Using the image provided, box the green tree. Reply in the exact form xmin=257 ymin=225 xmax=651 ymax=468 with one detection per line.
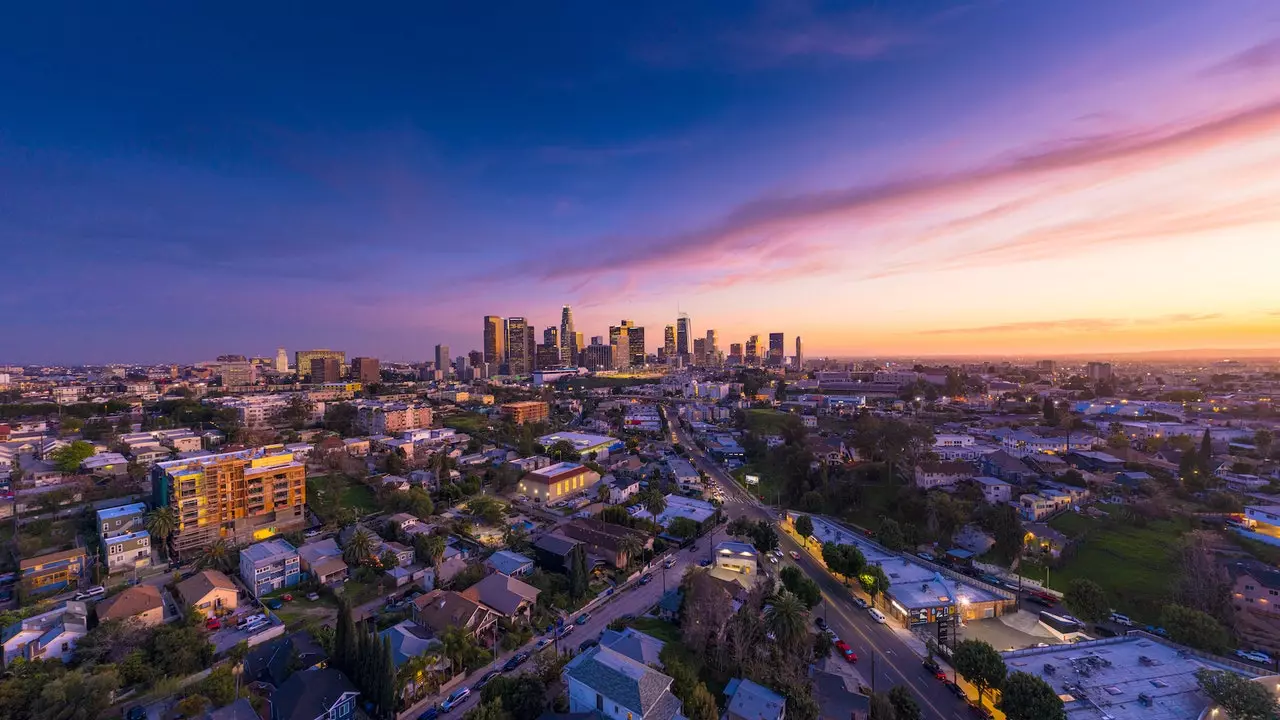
xmin=888 ymin=686 xmax=921 ymax=720
xmin=668 ymin=517 xmax=699 ymax=539
xmin=952 ymin=639 xmax=1006 ymax=706
xmin=1196 ymin=668 xmax=1279 ymax=720
xmin=324 ymin=403 xmax=359 ymax=436
xmin=50 ymin=440 xmax=96 ymax=473
xmin=876 ymin=518 xmax=905 ymax=550
xmin=823 ymin=542 xmax=866 ymax=583
xmin=1255 ymin=429 xmax=1274 ymax=459
xmin=794 ymin=514 xmax=814 ymax=546
xmin=750 ymin=520 xmax=779 ymax=552
xmin=1042 ymin=397 xmax=1057 ymax=424
xmin=344 ymin=527 xmax=377 ymax=566
xmin=868 ymin=692 xmax=896 ymax=720
xmin=465 ymin=699 xmax=510 ymax=720
xmin=1000 ymin=671 xmax=1066 ymax=720
xmin=860 ymin=564 xmax=891 ymax=602
xmin=467 ymin=497 xmax=507 ymax=525
xmin=567 ymin=545 xmax=590 ymax=600
xmin=764 ymin=590 xmax=808 ymax=652
xmin=334 ymin=599 xmax=357 ymax=677
xmin=1063 ymin=578 xmax=1109 ymax=623
xmin=779 ymin=566 xmax=822 ymax=609
xmin=145 ymin=506 xmax=178 ymax=559
xmin=547 ymin=440 xmax=581 ymax=462
xmin=1162 ymin=604 xmax=1229 ymax=653
xmin=379 ymin=549 xmax=400 ymax=570
xmin=644 ymin=489 xmax=667 ymax=519
xmin=34 ymin=667 xmax=121 ymax=720
xmin=683 ymin=683 xmax=719 ymax=720
xmin=481 ymin=675 xmax=548 ymax=720
xmin=197 ymin=665 xmax=237 ymax=707
xmin=414 ymin=534 xmax=447 ymax=571
xmin=197 ymin=539 xmax=236 ymax=573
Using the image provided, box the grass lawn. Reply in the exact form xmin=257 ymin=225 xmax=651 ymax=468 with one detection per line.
xmin=745 ymin=409 xmax=793 ymax=435
xmin=443 ymin=412 xmax=492 ymax=436
xmin=1047 ymin=511 xmax=1096 ymax=538
xmin=15 ymin=517 xmax=81 ymax=556
xmin=626 ymin=617 xmax=681 ymax=643
xmin=307 ymin=474 xmax=377 ymax=520
xmin=271 ymin=595 xmax=339 ymax=630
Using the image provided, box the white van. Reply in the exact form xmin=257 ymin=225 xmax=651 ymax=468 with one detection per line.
xmin=74 ymin=586 xmax=106 ymax=601
xmin=868 ymin=608 xmax=887 ymax=624
xmin=1109 ymin=612 xmax=1134 ymax=627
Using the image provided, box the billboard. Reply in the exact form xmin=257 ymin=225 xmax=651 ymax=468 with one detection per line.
xmin=745 ymin=474 xmax=759 ymax=486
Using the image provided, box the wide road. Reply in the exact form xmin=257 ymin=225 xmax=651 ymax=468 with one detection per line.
xmin=670 ymin=414 xmax=976 ymax=720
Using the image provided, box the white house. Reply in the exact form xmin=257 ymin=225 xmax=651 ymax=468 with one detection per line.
xmin=564 ymin=646 xmax=683 ymax=720
xmin=913 ymin=461 xmax=974 ymax=490
xmin=972 ymin=476 xmax=1013 ymax=504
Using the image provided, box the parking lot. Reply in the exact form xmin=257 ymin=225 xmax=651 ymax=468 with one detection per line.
xmin=208 ymin=603 xmax=283 ymax=653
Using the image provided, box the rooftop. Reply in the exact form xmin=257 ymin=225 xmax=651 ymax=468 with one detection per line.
xmin=536 ymin=431 xmax=620 ymax=450
xmin=96 ymin=502 xmax=147 ymax=521
xmin=240 ymin=538 xmax=298 ymax=564
xmin=564 ymin=645 xmax=680 ymax=720
xmin=531 ymin=461 xmax=592 ymax=480
xmin=724 ymin=678 xmax=786 ymax=720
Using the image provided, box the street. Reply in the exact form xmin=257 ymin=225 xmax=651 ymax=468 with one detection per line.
xmin=671 ymin=416 xmax=977 ymax=720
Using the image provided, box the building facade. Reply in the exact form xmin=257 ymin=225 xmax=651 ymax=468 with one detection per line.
xmin=350 ymin=357 xmax=380 ymax=384
xmin=240 ymin=538 xmax=301 ymax=597
xmin=295 ymin=350 xmax=344 ymax=380
xmin=310 ymin=357 xmax=341 ymax=384
xmin=501 ymin=401 xmax=549 ymax=425
xmin=483 ymin=316 xmax=506 ymax=365
xmin=506 ymin=317 xmax=529 ymax=374
xmin=768 ymin=333 xmax=784 ymax=366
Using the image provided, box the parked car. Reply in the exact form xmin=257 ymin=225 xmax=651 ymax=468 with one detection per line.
xmin=852 ymin=597 xmax=869 ymax=609
xmin=1109 ymin=612 xmax=1133 ymax=627
xmin=282 ymin=594 xmax=293 ymax=602
xmin=503 ymin=652 xmax=530 ymax=672
xmin=1026 ymin=595 xmax=1054 ymax=607
xmin=639 ymin=573 xmax=653 ymax=585
xmin=441 ymin=687 xmax=471 ymax=713
xmin=576 ymin=613 xmax=591 ymax=625
xmin=814 ymin=616 xmax=828 ymax=631
xmin=265 ymin=598 xmax=284 ymax=610
xmin=834 ymin=640 xmax=857 ymax=663
xmin=1030 ymin=591 xmax=1056 ymax=604
xmin=74 ymin=586 xmax=106 ymax=601
xmin=205 ymin=617 xmax=222 ymax=631
xmin=769 ymin=556 xmax=779 ymax=564
xmin=419 ymin=707 xmax=439 ymax=720
xmin=125 ymin=706 xmax=147 ymax=720
xmin=868 ymin=608 xmax=887 ymax=624
xmin=922 ymin=657 xmax=946 ymax=680
xmin=663 ymin=557 xmax=677 ymax=569
xmin=917 ymin=552 xmax=934 ymax=562
xmin=306 ymin=592 xmax=320 ymax=601
xmin=558 ymin=624 xmax=575 ymax=637
xmin=943 ymin=681 xmax=967 ymax=699
xmin=1236 ymin=650 xmax=1273 ymax=664
xmin=699 ymin=559 xmax=712 ymax=567
xmin=535 ymin=638 xmax=550 ymax=650
xmin=579 ymin=638 xmax=599 ymax=652
xmin=476 ymin=671 xmax=500 ymax=689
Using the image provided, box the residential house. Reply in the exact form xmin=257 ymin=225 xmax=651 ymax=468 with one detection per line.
xmin=204 ymin=698 xmax=259 ymax=720
xmin=1 ymin=602 xmax=89 ymax=666
xmin=97 ymin=502 xmax=147 ymax=538
xmin=486 ymin=550 xmax=534 ymax=577
xmin=103 ymin=530 xmax=152 ymax=575
xmin=20 ymin=548 xmax=87 ymax=596
xmin=724 ymin=678 xmax=786 ymax=720
xmin=379 ymin=474 xmax=411 ymax=492
xmin=972 ymin=476 xmax=1013 ymax=504
xmin=269 ymin=668 xmax=359 ymax=720
xmin=413 ymin=589 xmax=496 ymax=639
xmin=298 ymin=538 xmax=348 ymax=585
xmin=95 ymin=585 xmax=164 ymax=626
xmin=1018 ymin=490 xmax=1072 ymax=521
xmin=810 ymin=436 xmax=849 ymax=465
xmin=342 ymin=438 xmax=370 ymax=457
xmin=1065 ymin=450 xmax=1126 ymax=473
xmin=533 ymin=533 xmax=582 ymax=574
xmin=561 ymin=518 xmax=652 ymax=569
xmin=811 ymin=669 xmax=870 ymax=720
xmin=980 ymin=450 xmax=1037 ymax=483
xmin=913 ymin=461 xmax=973 ymax=490
xmin=713 ymin=541 xmax=758 ymax=577
xmin=243 ymin=631 xmax=328 ymax=689
xmin=240 ymin=538 xmax=301 ymax=598
xmin=563 ymin=645 xmax=683 ymax=720
xmin=461 ymin=572 xmax=541 ymax=621
xmin=82 ymin=452 xmax=130 ymax=477
xmin=598 ymin=627 xmax=666 ymax=668
xmin=666 ymin=458 xmax=700 ymax=490
xmin=379 ymin=541 xmax=415 ymax=568
xmin=176 ymin=569 xmax=238 ymax=618
xmin=608 ymin=475 xmax=641 ymax=505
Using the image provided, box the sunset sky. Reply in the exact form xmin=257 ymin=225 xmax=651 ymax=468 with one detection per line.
xmin=3 ymin=2 xmax=1279 ymax=363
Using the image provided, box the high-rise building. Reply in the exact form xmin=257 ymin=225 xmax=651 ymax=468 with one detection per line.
xmin=526 ymin=326 xmax=535 ymax=368
xmin=468 ymin=350 xmax=484 ymax=367
xmin=535 ymin=344 xmax=561 ymax=370
xmin=573 ymin=333 xmax=584 ymax=362
xmin=676 ymin=314 xmax=691 ymax=358
xmin=560 ymin=306 xmax=575 ymax=365
xmin=628 ymin=326 xmax=646 ymax=367
xmin=591 ymin=335 xmax=604 ymax=346
xmin=705 ymin=330 xmax=718 ymax=366
xmin=219 ymin=361 xmax=255 ymax=388
xmin=483 ymin=316 xmax=506 ymax=365
xmin=581 ymin=344 xmax=613 ymax=371
xmin=351 ymin=357 xmax=381 ymax=384
xmin=1087 ymin=362 xmax=1113 ymax=382
xmin=609 ymin=325 xmax=629 ymax=371
xmin=310 ymin=357 xmax=341 ymax=384
xmin=506 ymin=317 xmax=529 ymax=375
xmin=728 ymin=343 xmax=744 ymax=366
xmin=295 ymin=350 xmax=345 ymax=380
xmin=151 ymin=446 xmax=307 ymax=554
xmin=274 ymin=347 xmax=288 ymax=373
xmin=543 ymin=327 xmax=560 ymax=365
xmin=434 ymin=345 xmax=451 ymax=376
xmin=768 ymin=333 xmax=785 ymax=367
xmin=745 ymin=335 xmax=760 ymax=366
xmin=693 ymin=338 xmax=707 ymax=366
xmin=663 ymin=325 xmax=676 ymax=358
xmin=794 ymin=337 xmax=803 ymax=371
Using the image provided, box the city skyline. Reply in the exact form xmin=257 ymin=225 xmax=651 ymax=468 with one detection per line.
xmin=3 ymin=3 xmax=1279 ymax=363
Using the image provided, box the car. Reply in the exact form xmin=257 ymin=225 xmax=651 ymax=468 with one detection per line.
xmin=306 ymin=592 xmax=320 ymax=601
xmin=852 ymin=597 xmax=869 ymax=609
xmin=699 ymin=559 xmax=712 ymax=567
xmin=663 ymin=557 xmax=677 ymax=569
xmin=917 ymin=552 xmax=934 ymax=562
xmin=502 ymin=652 xmax=528 ymax=672
xmin=476 ymin=671 xmax=500 ymax=689
xmin=1093 ymin=625 xmax=1118 ymax=638
xmin=1030 ymin=591 xmax=1056 ymax=604
xmin=789 ymin=551 xmax=800 ymax=560
xmin=265 ymin=598 xmax=284 ymax=610
xmin=558 ymin=624 xmax=575 ymax=637
xmin=576 ymin=613 xmax=591 ymax=625
xmin=823 ymin=628 xmax=838 ymax=640
xmin=1237 ymin=650 xmax=1273 ymax=664
xmin=535 ymin=638 xmax=550 ymax=650
xmin=74 ymin=586 xmax=106 ymax=601
xmin=243 ymin=618 xmax=270 ymax=633
xmin=1026 ymin=595 xmax=1054 ymax=607
xmin=943 ymin=681 xmax=967 ymax=699
xmin=814 ymin=616 xmax=828 ymax=630
xmin=419 ymin=707 xmax=439 ymax=720
xmin=769 ymin=556 xmax=778 ymax=564
xmin=579 ymin=639 xmax=599 ymax=652
xmin=205 ymin=617 xmax=222 ymax=631
xmin=834 ymin=640 xmax=857 ymax=663
xmin=868 ymin=608 xmax=887 ymax=624
xmin=639 ymin=573 xmax=653 ymax=585
xmin=125 ymin=706 xmax=148 ymax=720
xmin=238 ymin=613 xmax=267 ymax=628
xmin=282 ymin=594 xmax=293 ymax=602
xmin=922 ymin=657 xmax=946 ymax=680
xmin=968 ymin=701 xmax=995 ymax=719
xmin=440 ymin=687 xmax=471 ymax=713
xmin=1109 ymin=612 xmax=1134 ymax=627
xmin=1144 ymin=625 xmax=1169 ymax=637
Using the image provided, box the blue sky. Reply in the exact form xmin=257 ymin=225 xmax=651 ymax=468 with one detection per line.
xmin=3 ymin=1 xmax=1279 ymax=363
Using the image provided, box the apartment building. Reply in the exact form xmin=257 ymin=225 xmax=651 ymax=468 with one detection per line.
xmin=20 ymin=548 xmax=87 ymax=596
xmin=97 ymin=502 xmax=151 ymax=574
xmin=240 ymin=538 xmax=301 ymax=598
xmin=354 ymin=401 xmax=433 ymax=435
xmin=500 ymin=401 xmax=549 ymax=425
xmin=217 ymin=394 xmax=326 ymax=428
xmin=151 ymin=446 xmax=307 ymax=555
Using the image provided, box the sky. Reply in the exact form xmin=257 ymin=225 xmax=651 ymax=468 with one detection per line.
xmin=2 ymin=1 xmax=1279 ymax=364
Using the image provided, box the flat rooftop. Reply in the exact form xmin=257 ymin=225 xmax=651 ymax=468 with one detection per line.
xmin=530 ymin=461 xmax=591 ymax=480
xmin=97 ymin=502 xmax=147 ymax=521
xmin=1000 ymin=634 xmax=1261 ymax=720
xmin=537 ymin=431 xmax=619 ymax=449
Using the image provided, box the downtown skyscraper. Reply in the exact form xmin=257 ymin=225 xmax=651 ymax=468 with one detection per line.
xmin=483 ymin=316 xmax=505 ymax=365
xmin=676 ymin=314 xmax=691 ymax=359
xmin=768 ymin=332 xmax=785 ymax=367
xmin=560 ymin=305 xmax=576 ymax=365
xmin=506 ymin=317 xmax=529 ymax=374
xmin=663 ymin=325 xmax=676 ymax=359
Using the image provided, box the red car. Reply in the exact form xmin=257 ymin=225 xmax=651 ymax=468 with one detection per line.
xmin=1030 ymin=591 xmax=1056 ymax=605
xmin=834 ymin=640 xmax=857 ymax=663
xmin=282 ymin=594 xmax=294 ymax=602
xmin=205 ymin=617 xmax=221 ymax=631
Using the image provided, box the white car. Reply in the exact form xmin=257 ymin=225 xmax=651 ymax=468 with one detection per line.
xmin=769 ymin=556 xmax=778 ymax=564
xmin=868 ymin=608 xmax=887 ymax=624
xmin=441 ymin=687 xmax=471 ymax=712
xmin=1109 ymin=612 xmax=1134 ymax=627
xmin=1237 ymin=650 xmax=1273 ymax=664
xmin=74 ymin=586 xmax=106 ymax=601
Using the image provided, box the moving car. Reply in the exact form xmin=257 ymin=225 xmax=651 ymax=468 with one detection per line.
xmin=1109 ymin=612 xmax=1133 ymax=627
xmin=441 ymin=687 xmax=471 ymax=713
xmin=663 ymin=557 xmax=677 ymax=569
xmin=789 ymin=551 xmax=800 ymax=560
xmin=769 ymin=556 xmax=778 ymax=564
xmin=868 ymin=608 xmax=887 ymax=624
xmin=639 ymin=574 xmax=653 ymax=585
xmin=558 ymin=624 xmax=576 ymax=637
xmin=74 ymin=586 xmax=106 ymax=601
xmin=834 ymin=640 xmax=857 ymax=663
xmin=851 ymin=597 xmax=869 ymax=609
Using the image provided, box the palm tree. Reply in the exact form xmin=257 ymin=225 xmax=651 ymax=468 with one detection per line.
xmin=145 ymin=506 xmax=178 ymax=560
xmin=644 ymin=489 xmax=667 ymax=519
xmin=422 ymin=534 xmax=447 ymax=570
xmin=198 ymin=539 xmax=235 ymax=573
xmin=344 ymin=527 xmax=376 ymax=567
xmin=764 ymin=591 xmax=807 ymax=653
xmin=617 ymin=533 xmax=644 ymax=569
xmin=596 ymin=483 xmax=612 ymax=504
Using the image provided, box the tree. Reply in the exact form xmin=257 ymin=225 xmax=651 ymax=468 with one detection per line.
xmin=1200 ymin=429 xmax=1214 ymax=475
xmin=467 ymin=497 xmax=507 ymax=525
xmin=779 ymin=566 xmax=822 ymax=609
xmin=952 ymin=639 xmax=1006 ymax=706
xmin=1255 ymin=429 xmax=1274 ymax=459
xmin=823 ymin=542 xmax=866 ymax=582
xmin=273 ymin=394 xmax=315 ymax=430
xmin=197 ymin=539 xmax=236 ymax=573
xmin=1162 ymin=604 xmax=1229 ymax=653
xmin=765 ymin=590 xmax=808 ymax=652
xmin=683 ymin=683 xmax=719 ymax=720
xmin=415 ymin=534 xmax=447 ymax=571
xmin=616 ymin=533 xmax=644 ymax=568
xmin=1042 ymin=397 xmax=1057 ymax=424
xmin=379 ymin=549 xmax=400 ymax=570
xmin=567 ymin=545 xmax=590 ymax=600
xmin=481 ymin=675 xmax=548 ymax=720
xmin=595 ymin=483 xmax=612 ymax=504
xmin=197 ymin=664 xmax=237 ymax=707
xmin=34 ymin=668 xmax=122 ymax=720
xmin=1063 ymin=578 xmax=1109 ymax=623
xmin=1196 ymin=668 xmax=1279 ymax=720
xmin=868 ymin=692 xmax=896 ymax=720
xmin=794 ymin=514 xmax=814 ymax=546
xmin=324 ymin=403 xmax=359 ymax=436
xmin=145 ymin=506 xmax=178 ymax=559
xmin=860 ymin=564 xmax=890 ymax=601
xmin=1000 ymin=671 xmax=1065 ymax=720
xmin=465 ymin=699 xmax=510 ymax=720
xmin=385 ymin=449 xmax=407 ymax=476
xmin=888 ymin=686 xmax=922 ymax=720
xmin=668 ymin=517 xmax=699 ymax=540
xmin=876 ymin=518 xmax=904 ymax=551
xmin=750 ymin=520 xmax=779 ymax=552
xmin=547 ymin=440 xmax=581 ymax=462
xmin=644 ymin=489 xmax=667 ymax=519
xmin=344 ymin=527 xmax=377 ymax=566
xmin=50 ymin=440 xmax=96 ymax=472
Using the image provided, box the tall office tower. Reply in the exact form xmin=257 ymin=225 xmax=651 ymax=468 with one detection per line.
xmin=274 ymin=347 xmax=288 ymax=372
xmin=1087 ymin=362 xmax=1113 ymax=382
xmin=794 ymin=337 xmax=803 ymax=371
xmin=693 ymin=338 xmax=707 ymax=366
xmin=543 ymin=327 xmax=560 ymax=364
xmin=745 ymin=335 xmax=760 ymax=366
xmin=609 ymin=325 xmax=629 ymax=371
xmin=560 ymin=306 xmax=575 ymax=364
xmin=219 ymin=360 xmax=255 ymax=388
xmin=483 ymin=316 xmax=506 ymax=365
xmin=580 ymin=344 xmax=613 ymax=371
xmin=456 ymin=355 xmax=471 ymax=375
xmin=351 ymin=357 xmax=381 ymax=384
xmin=663 ymin=325 xmax=676 ymax=357
xmin=310 ymin=357 xmax=341 ymax=383
xmin=628 ymin=326 xmax=646 ymax=367
xmin=591 ymin=335 xmax=604 ymax=346
xmin=705 ymin=330 xmax=718 ymax=366
xmin=434 ymin=344 xmax=451 ymax=376
xmin=728 ymin=343 xmax=744 ymax=366
xmin=535 ymin=344 xmax=562 ymax=370
xmin=295 ymin=349 xmax=345 ymax=380
xmin=526 ymin=326 xmax=536 ymax=370
xmin=152 ymin=446 xmax=307 ymax=554
xmin=505 ymin=317 xmax=529 ymax=375
xmin=468 ymin=350 xmax=484 ymax=367
xmin=573 ymin=332 xmax=584 ymax=362
xmin=676 ymin=314 xmax=691 ymax=358
xmin=768 ymin=333 xmax=785 ymax=367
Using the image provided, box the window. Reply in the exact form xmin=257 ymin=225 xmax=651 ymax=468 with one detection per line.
xmin=596 ymin=695 xmax=603 ymax=711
